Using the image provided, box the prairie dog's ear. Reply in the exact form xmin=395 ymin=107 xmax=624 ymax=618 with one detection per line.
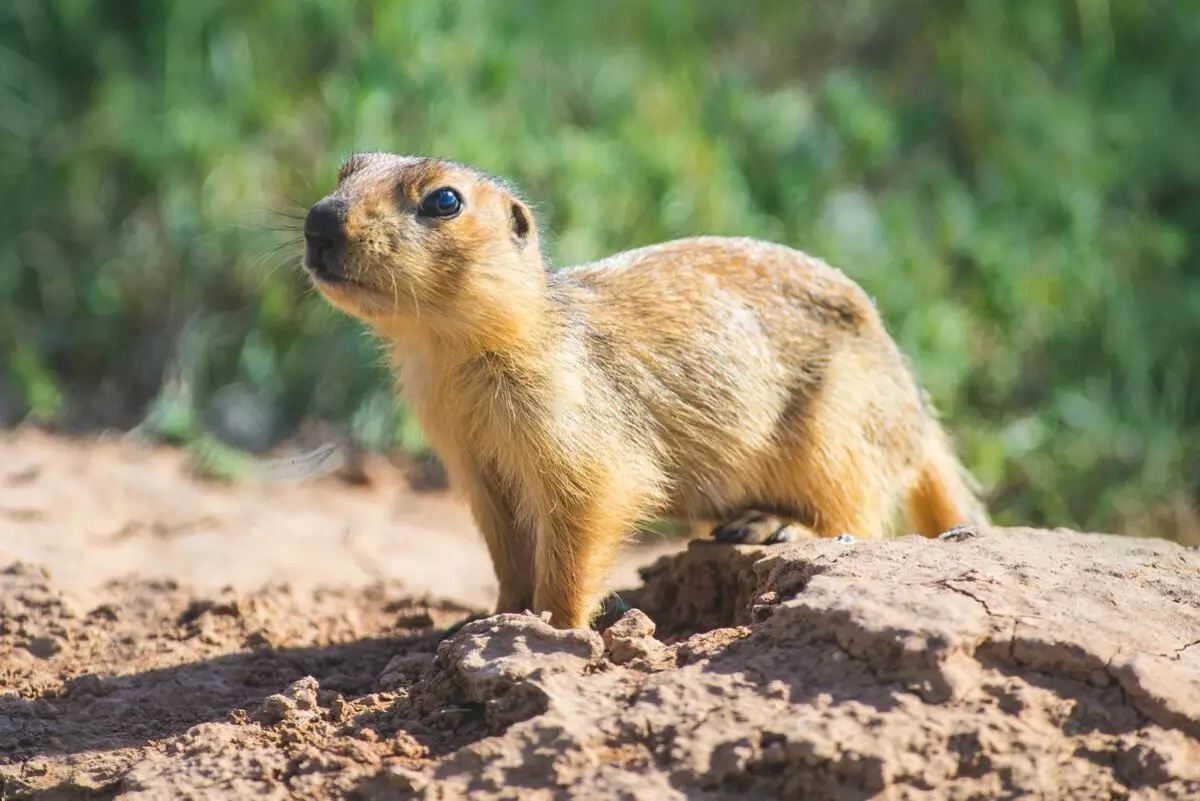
xmin=509 ymin=198 xmax=534 ymax=250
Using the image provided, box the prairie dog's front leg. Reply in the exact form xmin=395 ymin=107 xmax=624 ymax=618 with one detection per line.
xmin=532 ymin=481 xmax=655 ymax=629
xmin=532 ymin=512 xmax=624 ymax=629
xmin=457 ymin=465 xmax=535 ymax=614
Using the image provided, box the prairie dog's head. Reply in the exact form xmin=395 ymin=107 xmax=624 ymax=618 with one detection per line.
xmin=302 ymin=153 xmax=540 ymax=328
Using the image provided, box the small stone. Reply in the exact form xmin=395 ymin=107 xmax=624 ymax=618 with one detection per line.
xmin=603 ymin=610 xmax=667 ymax=666
xmin=605 ymin=609 xmax=656 ymax=641
xmin=287 ymin=676 xmax=320 ymax=710
xmin=261 ymin=694 xmax=295 ymax=723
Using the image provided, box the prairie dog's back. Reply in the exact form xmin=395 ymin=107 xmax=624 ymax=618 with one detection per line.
xmin=556 ymin=236 xmax=885 ymax=364
xmin=549 ymin=236 xmax=914 ymax=520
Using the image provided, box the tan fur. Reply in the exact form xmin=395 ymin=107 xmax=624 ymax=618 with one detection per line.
xmin=303 ymin=152 xmax=989 ymax=629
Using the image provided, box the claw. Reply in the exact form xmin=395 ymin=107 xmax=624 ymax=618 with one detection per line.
xmin=938 ymin=525 xmax=979 ymax=542
xmin=711 ymin=511 xmax=809 ymax=545
xmin=765 ymin=525 xmax=799 ymax=544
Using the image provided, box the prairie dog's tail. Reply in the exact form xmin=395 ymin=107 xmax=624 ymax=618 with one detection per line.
xmin=906 ymin=423 xmax=989 ymax=537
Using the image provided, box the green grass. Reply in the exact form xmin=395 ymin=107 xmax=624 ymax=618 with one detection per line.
xmin=2 ymin=0 xmax=1198 ymax=541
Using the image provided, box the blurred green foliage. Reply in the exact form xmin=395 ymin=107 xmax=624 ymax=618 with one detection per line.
xmin=2 ymin=1 xmax=1198 ymax=539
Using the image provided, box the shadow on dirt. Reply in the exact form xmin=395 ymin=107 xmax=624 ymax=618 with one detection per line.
xmin=0 ymin=629 xmax=461 ymax=762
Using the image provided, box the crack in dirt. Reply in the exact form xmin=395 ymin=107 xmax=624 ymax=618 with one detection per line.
xmin=1173 ymin=638 xmax=1200 ymax=660
xmin=935 ymin=576 xmax=1007 ymax=619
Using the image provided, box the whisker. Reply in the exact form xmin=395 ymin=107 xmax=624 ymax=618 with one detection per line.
xmin=233 ymin=223 xmax=305 ymax=232
xmin=406 ymin=276 xmax=421 ymax=321
xmin=293 ymin=283 xmax=319 ymax=303
xmin=258 ymin=257 xmax=298 ymax=289
xmin=251 ymin=248 xmax=303 ymax=288
xmin=275 ymin=192 xmax=312 ymax=211
xmin=389 ymin=268 xmax=401 ymax=321
xmin=255 ymin=209 xmax=307 ymax=225
xmin=247 ymin=235 xmax=303 ymax=270
xmin=286 ymin=166 xmax=313 ymax=194
xmin=254 ymin=236 xmax=304 ymax=257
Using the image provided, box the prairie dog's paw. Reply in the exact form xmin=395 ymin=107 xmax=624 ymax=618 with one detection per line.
xmin=938 ymin=525 xmax=979 ymax=542
xmin=711 ymin=510 xmax=817 ymax=545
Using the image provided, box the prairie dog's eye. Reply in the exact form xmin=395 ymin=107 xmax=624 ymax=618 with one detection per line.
xmin=418 ymin=187 xmax=463 ymax=218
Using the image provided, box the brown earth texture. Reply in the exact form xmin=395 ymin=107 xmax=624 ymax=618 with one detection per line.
xmin=2 ymin=428 xmax=1200 ymax=800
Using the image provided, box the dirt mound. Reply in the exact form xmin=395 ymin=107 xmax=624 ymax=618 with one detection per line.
xmin=4 ymin=528 xmax=1200 ymax=799
xmin=0 ymin=561 xmax=475 ymax=799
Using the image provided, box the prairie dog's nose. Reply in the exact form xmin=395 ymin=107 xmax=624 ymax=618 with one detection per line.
xmin=304 ymin=197 xmax=348 ymax=244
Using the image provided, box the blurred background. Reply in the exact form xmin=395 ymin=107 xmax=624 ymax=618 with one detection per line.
xmin=2 ymin=1 xmax=1198 ymax=542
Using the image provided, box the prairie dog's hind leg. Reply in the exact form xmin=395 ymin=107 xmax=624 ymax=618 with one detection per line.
xmin=709 ymin=510 xmax=820 ymax=545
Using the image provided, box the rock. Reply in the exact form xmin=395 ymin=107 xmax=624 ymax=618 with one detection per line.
xmin=259 ymin=676 xmax=321 ymax=724
xmin=605 ymin=607 xmax=657 ymax=640
xmin=602 ymin=609 xmax=671 ymax=668
xmin=409 ymin=612 xmax=603 ymax=731
xmin=289 ymin=676 xmax=319 ymax=711
xmin=259 ymin=694 xmax=294 ymax=723
xmin=371 ymin=528 xmax=1200 ymax=800
xmin=8 ymin=527 xmax=1200 ymax=800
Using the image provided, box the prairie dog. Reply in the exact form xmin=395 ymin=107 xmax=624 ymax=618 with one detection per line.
xmin=300 ymin=152 xmax=989 ymax=629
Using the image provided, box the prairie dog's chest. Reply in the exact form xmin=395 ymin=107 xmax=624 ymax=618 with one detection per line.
xmin=395 ymin=342 xmax=589 ymax=461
